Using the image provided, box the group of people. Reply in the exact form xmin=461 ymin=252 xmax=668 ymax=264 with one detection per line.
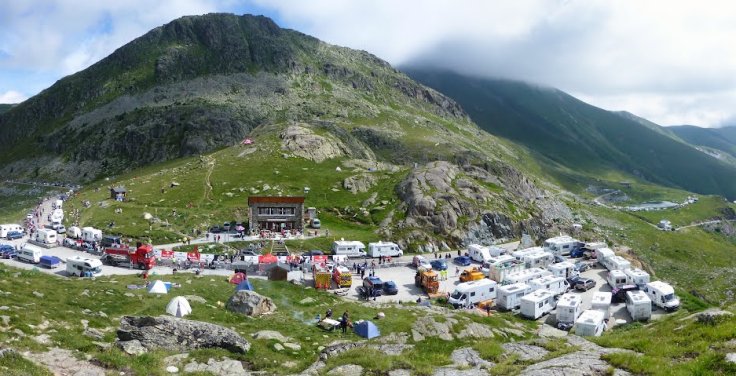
xmin=320 ymin=308 xmax=352 ymax=333
xmin=352 ymin=261 xmax=374 ymax=279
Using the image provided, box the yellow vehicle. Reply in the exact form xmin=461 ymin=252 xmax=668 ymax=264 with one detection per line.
xmin=415 ymin=270 xmax=440 ymax=295
xmin=313 ymin=264 xmax=332 ymax=290
xmin=459 ymin=267 xmax=485 ymax=283
xmin=332 ymin=266 xmax=352 ymax=288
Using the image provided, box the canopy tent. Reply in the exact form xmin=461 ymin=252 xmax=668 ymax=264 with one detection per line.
xmin=229 ymin=272 xmax=247 ymax=285
xmin=147 ymin=280 xmax=168 ymax=294
xmin=235 ymin=280 xmax=253 ymax=292
xmin=354 ymin=320 xmax=380 ymax=339
xmin=165 ymin=296 xmax=192 ymax=317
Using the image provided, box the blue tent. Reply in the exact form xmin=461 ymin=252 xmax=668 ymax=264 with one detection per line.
xmin=354 ymin=320 xmax=380 ymax=339
xmin=235 ymin=280 xmax=253 ymax=292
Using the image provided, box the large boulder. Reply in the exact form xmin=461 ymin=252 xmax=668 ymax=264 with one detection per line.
xmin=226 ymin=290 xmax=277 ymax=316
xmin=116 ymin=316 xmax=250 ymax=354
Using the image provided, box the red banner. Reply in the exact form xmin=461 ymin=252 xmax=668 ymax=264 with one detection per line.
xmin=160 ymin=250 xmax=174 ymax=259
xmin=312 ymin=255 xmax=328 ymax=264
xmin=259 ymin=254 xmax=278 ymax=264
xmin=187 ymin=250 xmax=201 ymax=262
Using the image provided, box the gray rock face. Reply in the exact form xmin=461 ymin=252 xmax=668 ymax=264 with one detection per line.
xmin=696 ymin=309 xmax=733 ymax=324
xmin=281 ymin=124 xmax=347 ymax=163
xmin=451 ymin=347 xmax=494 ymax=368
xmin=330 ymin=364 xmax=364 ymax=376
xmin=456 ymin=322 xmax=495 ymax=339
xmin=343 ymin=174 xmax=377 ymax=194
xmin=116 ymin=316 xmax=250 ymax=354
xmin=502 ymin=343 xmax=549 ymax=361
xmin=520 ymin=350 xmax=622 ymax=376
xmin=226 ymin=290 xmax=277 ymax=317
xmin=411 ymin=316 xmax=455 ymax=341
xmin=183 ymin=358 xmax=247 ymax=376
xmin=118 ymin=339 xmax=147 ymax=355
xmin=252 ymin=330 xmax=291 ymax=342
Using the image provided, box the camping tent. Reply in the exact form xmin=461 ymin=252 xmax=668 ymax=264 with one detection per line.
xmin=235 ymin=280 xmax=253 ymax=292
xmin=229 ymin=272 xmax=247 ymax=285
xmin=268 ymin=265 xmax=289 ymax=281
xmin=354 ymin=320 xmax=380 ymax=339
xmin=166 ymin=296 xmax=192 ymax=317
xmin=147 ymin=280 xmax=168 ymax=294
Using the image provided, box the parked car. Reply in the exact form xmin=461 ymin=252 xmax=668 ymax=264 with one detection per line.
xmin=223 ymin=222 xmax=232 ymax=232
xmin=62 ymin=238 xmax=77 ymax=248
xmin=430 ymin=259 xmax=448 ymax=271
xmin=574 ymin=278 xmax=597 ymax=291
xmin=382 ymin=281 xmax=399 ymax=295
xmin=574 ymin=261 xmax=591 ymax=273
xmin=0 ymin=245 xmax=16 ymax=259
xmin=6 ymin=231 xmax=23 ymax=240
xmin=412 ymin=255 xmax=433 ymax=270
xmin=454 ymin=256 xmax=472 ymax=266
xmin=302 ymin=250 xmax=324 ymax=257
xmin=612 ymin=284 xmax=640 ymax=303
xmin=566 ymin=275 xmax=582 ymax=289
xmin=209 ymin=225 xmax=222 ymax=234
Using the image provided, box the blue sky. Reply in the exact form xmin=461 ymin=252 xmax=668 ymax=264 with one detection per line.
xmin=1 ymin=1 xmax=735 ymax=127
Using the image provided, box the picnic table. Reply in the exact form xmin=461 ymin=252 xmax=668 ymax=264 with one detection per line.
xmin=317 ymin=318 xmax=341 ymax=331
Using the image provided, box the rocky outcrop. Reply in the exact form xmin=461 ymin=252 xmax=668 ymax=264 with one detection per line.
xmin=116 ymin=316 xmax=250 ymax=354
xmin=281 ymin=125 xmax=348 ymax=162
xmin=411 ymin=316 xmax=456 ymax=341
xmin=183 ymin=358 xmax=248 ymax=376
xmin=696 ymin=309 xmax=733 ymax=324
xmin=502 ymin=343 xmax=549 ymax=361
xmin=226 ymin=290 xmax=277 ymax=317
xmin=343 ymin=174 xmax=377 ymax=194
xmin=518 ymin=336 xmax=635 ymax=376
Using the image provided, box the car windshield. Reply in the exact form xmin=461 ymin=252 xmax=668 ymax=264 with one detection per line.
xmin=450 ymin=291 xmax=463 ymax=300
xmin=663 ymin=293 xmax=676 ymax=302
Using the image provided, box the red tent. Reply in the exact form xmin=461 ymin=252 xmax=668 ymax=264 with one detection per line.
xmin=229 ymin=272 xmax=247 ymax=285
xmin=259 ymin=254 xmax=278 ymax=264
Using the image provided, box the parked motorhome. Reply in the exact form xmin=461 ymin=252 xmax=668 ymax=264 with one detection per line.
xmin=575 ymin=310 xmax=606 ymax=337
xmin=520 ymin=289 xmax=556 ymax=319
xmin=17 ymin=244 xmax=43 ymax=264
xmin=547 ymin=261 xmax=576 ymax=279
xmin=331 ymin=240 xmax=366 ymax=258
xmin=367 ymin=241 xmax=403 ymax=258
xmin=529 ymin=275 xmax=569 ymax=296
xmin=502 ymin=267 xmax=552 ymax=285
xmin=626 ymin=291 xmax=652 ymax=321
xmin=643 ymin=281 xmax=680 ymax=311
xmin=556 ymin=293 xmax=583 ymax=325
xmin=543 ymin=235 xmax=582 ymax=256
xmin=0 ymin=224 xmax=24 ymax=238
xmin=585 ymin=242 xmax=608 ymax=251
xmin=512 ymin=247 xmax=545 ymax=261
xmin=448 ymin=279 xmax=498 ymax=309
xmin=468 ymin=244 xmax=492 ymax=263
xmin=34 ymin=229 xmax=57 ymax=245
xmin=496 ymin=283 xmax=532 ymax=311
xmin=522 ymin=251 xmax=555 ymax=269
xmin=66 ymin=256 xmax=103 ymax=277
xmin=595 ymin=247 xmax=615 ymax=266
xmin=66 ymin=226 xmax=82 ymax=239
xmin=81 ymin=227 xmax=102 ymax=243
xmin=482 ymin=255 xmax=524 ymax=281
xmin=52 ymin=199 xmax=63 ymax=210
xmin=603 ymin=256 xmax=631 ymax=271
xmin=591 ymin=292 xmax=612 ymax=320
xmin=607 ymin=270 xmax=628 ymax=289
xmin=624 ymin=268 xmax=650 ymax=287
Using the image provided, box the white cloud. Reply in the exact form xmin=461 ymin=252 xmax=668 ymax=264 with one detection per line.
xmin=0 ymin=90 xmax=27 ymax=103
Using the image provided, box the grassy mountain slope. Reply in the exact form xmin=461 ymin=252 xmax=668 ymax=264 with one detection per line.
xmin=407 ymin=70 xmax=736 ymax=200
xmin=670 ymin=125 xmax=736 ymax=161
xmin=0 ymin=104 xmax=14 ymax=114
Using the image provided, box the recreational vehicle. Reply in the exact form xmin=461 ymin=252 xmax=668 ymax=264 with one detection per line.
xmin=66 ymin=256 xmax=103 ymax=277
xmin=585 ymin=242 xmax=608 ymax=251
xmin=556 ymin=293 xmax=583 ymax=325
xmin=543 ymin=235 xmax=582 ymax=256
xmin=331 ymin=240 xmax=366 ymax=258
xmin=626 ymin=290 xmax=652 ymax=321
xmin=512 ymin=247 xmax=545 ymax=261
xmin=66 ymin=226 xmax=82 ymax=239
xmin=81 ymin=227 xmax=102 ymax=242
xmin=595 ymin=247 xmax=615 ymax=266
xmin=34 ymin=229 xmax=57 ymax=245
xmin=547 ymin=261 xmax=576 ymax=279
xmin=482 ymin=255 xmax=524 ymax=281
xmin=522 ymin=251 xmax=555 ymax=269
xmin=520 ymin=289 xmax=556 ymax=319
xmin=17 ymin=244 xmax=43 ymax=264
xmin=468 ymin=244 xmax=492 ymax=263
xmin=502 ymin=267 xmax=552 ymax=285
xmin=448 ymin=279 xmax=498 ymax=309
xmin=603 ymin=256 xmax=631 ymax=271
xmin=367 ymin=241 xmax=403 ymax=258
xmin=575 ymin=310 xmax=606 ymax=337
xmin=624 ymin=268 xmax=650 ymax=287
xmin=607 ymin=270 xmax=629 ymax=289
xmin=496 ymin=283 xmax=532 ymax=311
xmin=52 ymin=199 xmax=63 ymax=210
xmin=0 ymin=224 xmax=24 ymax=238
xmin=591 ymin=291 xmax=613 ymax=320
xmin=643 ymin=281 xmax=680 ymax=311
xmin=529 ymin=275 xmax=570 ymax=296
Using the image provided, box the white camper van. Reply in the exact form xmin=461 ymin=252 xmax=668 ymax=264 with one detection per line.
xmin=34 ymin=229 xmax=57 ymax=245
xmin=547 ymin=261 xmax=576 ymax=279
xmin=575 ymin=310 xmax=606 ymax=337
xmin=512 ymin=247 xmax=545 ymax=261
xmin=448 ymin=279 xmax=498 ymax=309
xmin=52 ymin=199 xmax=63 ymax=210
xmin=556 ymin=293 xmax=583 ymax=325
xmin=585 ymin=242 xmax=608 ymax=251
xmin=626 ymin=290 xmax=652 ymax=321
xmin=643 ymin=281 xmax=680 ymax=311
xmin=591 ymin=291 xmax=612 ymax=320
xmin=522 ymin=251 xmax=555 ymax=269
xmin=529 ymin=275 xmax=569 ymax=296
xmin=496 ymin=283 xmax=532 ymax=311
xmin=520 ymin=289 xmax=556 ymax=319
xmin=482 ymin=255 xmax=524 ymax=282
xmin=502 ymin=267 xmax=552 ymax=285
xmin=543 ymin=235 xmax=581 ymax=256
xmin=66 ymin=226 xmax=82 ymax=239
xmin=18 ymin=244 xmax=43 ymax=264
xmin=66 ymin=256 xmax=103 ymax=277
xmin=468 ymin=244 xmax=492 ymax=263
xmin=603 ymin=256 xmax=631 ymax=272
xmin=331 ymin=240 xmax=366 ymax=258
xmin=595 ymin=247 xmax=615 ymax=266
xmin=0 ymin=224 xmax=24 ymax=238
xmin=368 ymin=241 xmax=403 ymax=258
xmin=607 ymin=270 xmax=629 ymax=289
xmin=624 ymin=268 xmax=650 ymax=286
xmin=81 ymin=227 xmax=102 ymax=242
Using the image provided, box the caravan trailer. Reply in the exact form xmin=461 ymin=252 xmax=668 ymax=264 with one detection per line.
xmin=607 ymin=270 xmax=629 ymax=289
xmin=468 ymin=244 xmax=492 ymax=263
xmin=482 ymin=255 xmax=524 ymax=281
xmin=603 ymin=256 xmax=631 ymax=271
xmin=367 ymin=241 xmax=403 ymax=258
xmin=626 ymin=291 xmax=652 ymax=321
xmin=556 ymin=293 xmax=583 ymax=325
xmin=34 ymin=229 xmax=57 ymax=245
xmin=66 ymin=226 xmax=82 ymax=239
xmin=624 ymin=268 xmax=650 ymax=287
xmin=502 ymin=267 xmax=552 ymax=285
xmin=448 ymin=279 xmax=497 ymax=309
xmin=547 ymin=261 xmax=576 ymax=279
xmin=81 ymin=227 xmax=102 ymax=243
xmin=331 ymin=240 xmax=366 ymax=258
xmin=643 ymin=281 xmax=680 ymax=311
xmin=512 ymin=247 xmax=545 ymax=261
xmin=66 ymin=256 xmax=103 ymax=277
xmin=595 ymin=247 xmax=615 ymax=266
xmin=591 ymin=291 xmax=612 ymax=320
xmin=496 ymin=283 xmax=532 ymax=311
xmin=543 ymin=236 xmax=582 ymax=256
xmin=520 ymin=289 xmax=556 ymax=319
xmin=529 ymin=275 xmax=569 ymax=296
xmin=522 ymin=251 xmax=555 ymax=269
xmin=575 ymin=310 xmax=606 ymax=337
xmin=17 ymin=244 xmax=43 ymax=264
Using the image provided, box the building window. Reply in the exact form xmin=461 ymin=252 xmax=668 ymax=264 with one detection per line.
xmin=257 ymin=207 xmax=296 ymax=216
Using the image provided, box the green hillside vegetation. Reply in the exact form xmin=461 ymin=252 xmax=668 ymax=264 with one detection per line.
xmin=407 ymin=70 xmax=736 ymax=200
xmin=0 ymin=104 xmax=14 ymax=115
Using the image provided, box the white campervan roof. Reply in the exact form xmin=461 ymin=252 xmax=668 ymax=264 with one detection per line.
xmin=627 ymin=290 xmax=650 ymax=304
xmin=530 ymin=275 xmax=561 ymax=286
xmin=591 ymin=291 xmax=612 ymax=305
xmin=648 ymin=281 xmax=674 ymax=295
xmin=521 ymin=289 xmax=554 ymax=303
xmin=333 ymin=240 xmax=365 ymax=247
xmin=585 ymin=241 xmax=607 ymax=250
xmin=625 ymin=268 xmax=649 ymax=279
xmin=609 ymin=269 xmax=627 ymax=279
xmin=577 ymin=309 xmax=605 ymax=325
xmin=597 ymin=247 xmax=615 ymax=257
xmin=513 ymin=246 xmax=544 ymax=258
xmin=499 ymin=282 xmax=529 ymax=294
xmin=456 ymin=279 xmax=496 ymax=293
xmin=68 ymin=256 xmax=103 ymax=268
xmin=557 ymin=293 xmax=582 ymax=308
xmin=487 ymin=255 xmax=515 ymax=266
xmin=544 ymin=235 xmax=578 ymax=246
xmin=549 ymin=261 xmax=575 ymax=269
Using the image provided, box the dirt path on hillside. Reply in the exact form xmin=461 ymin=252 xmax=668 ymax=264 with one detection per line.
xmin=203 ymin=156 xmax=216 ymax=201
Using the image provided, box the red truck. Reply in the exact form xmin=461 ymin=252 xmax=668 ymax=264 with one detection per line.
xmin=102 ymin=242 xmax=156 ymax=270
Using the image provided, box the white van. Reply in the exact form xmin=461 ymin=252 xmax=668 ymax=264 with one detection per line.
xmin=448 ymin=279 xmax=498 ymax=309
xmin=575 ymin=310 xmax=606 ymax=337
xmin=34 ymin=229 xmax=58 ymax=245
xmin=468 ymin=244 xmax=492 ymax=263
xmin=18 ymin=244 xmax=43 ymax=264
xmin=81 ymin=227 xmax=102 ymax=242
xmin=547 ymin=261 xmax=576 ymax=279
xmin=66 ymin=226 xmax=82 ymax=239
xmin=331 ymin=240 xmax=366 ymax=258
xmin=53 ymin=199 xmax=63 ymax=210
xmin=368 ymin=241 xmax=403 ymax=258
xmin=66 ymin=256 xmax=103 ymax=277
xmin=603 ymin=256 xmax=631 ymax=272
xmin=520 ymin=289 xmax=556 ymax=319
xmin=502 ymin=267 xmax=552 ymax=285
xmin=543 ymin=235 xmax=581 ymax=256
xmin=624 ymin=268 xmax=650 ymax=286
xmin=591 ymin=291 xmax=612 ymax=320
xmin=607 ymin=270 xmax=628 ymax=289
xmin=626 ymin=290 xmax=652 ymax=321
xmin=595 ymin=247 xmax=615 ymax=267
xmin=512 ymin=246 xmax=545 ymax=261
xmin=529 ymin=275 xmax=569 ymax=296
xmin=0 ymin=224 xmax=24 ymax=238
xmin=496 ymin=283 xmax=532 ymax=311
xmin=556 ymin=293 xmax=583 ymax=325
xmin=522 ymin=251 xmax=555 ymax=269
xmin=643 ymin=281 xmax=680 ymax=312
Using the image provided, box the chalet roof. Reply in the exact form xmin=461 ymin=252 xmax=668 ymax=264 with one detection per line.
xmin=248 ymin=196 xmax=305 ymax=205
